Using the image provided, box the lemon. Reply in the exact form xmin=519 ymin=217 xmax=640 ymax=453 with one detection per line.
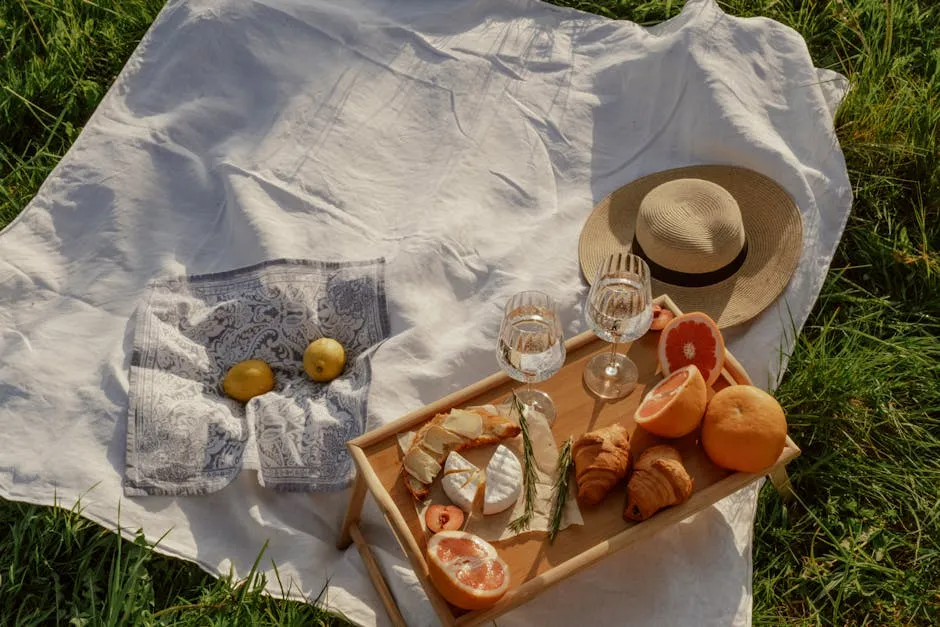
xmin=222 ymin=359 xmax=276 ymax=402
xmin=304 ymin=338 xmax=346 ymax=382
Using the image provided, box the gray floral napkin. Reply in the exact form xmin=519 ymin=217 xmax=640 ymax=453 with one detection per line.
xmin=123 ymin=258 xmax=390 ymax=496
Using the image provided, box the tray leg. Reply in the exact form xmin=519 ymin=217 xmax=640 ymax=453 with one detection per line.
xmin=768 ymin=465 xmax=795 ymax=503
xmin=337 ymin=471 xmax=368 ymax=550
xmin=351 ymin=525 xmax=408 ymax=627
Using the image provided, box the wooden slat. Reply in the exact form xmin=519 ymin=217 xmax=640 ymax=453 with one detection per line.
xmin=348 ymin=444 xmax=457 ymax=626
xmin=336 ymin=471 xmax=368 ymax=549
xmin=721 ymin=349 xmax=753 ymax=387
xmin=350 ymin=525 xmax=408 ymax=627
xmin=768 ymin=465 xmax=796 ymax=503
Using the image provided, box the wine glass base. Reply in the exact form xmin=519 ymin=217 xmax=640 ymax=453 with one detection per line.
xmin=583 ymin=352 xmax=639 ymax=400
xmin=512 ymin=388 xmax=556 ymax=425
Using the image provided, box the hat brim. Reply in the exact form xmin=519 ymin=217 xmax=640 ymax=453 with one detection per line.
xmin=579 ymin=165 xmax=803 ymax=328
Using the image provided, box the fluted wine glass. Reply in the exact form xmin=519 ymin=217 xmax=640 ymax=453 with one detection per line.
xmin=583 ymin=252 xmax=653 ymax=399
xmin=496 ymin=291 xmax=566 ymax=424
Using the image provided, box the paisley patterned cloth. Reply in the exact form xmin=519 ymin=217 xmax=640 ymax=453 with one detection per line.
xmin=123 ymin=258 xmax=390 ymax=496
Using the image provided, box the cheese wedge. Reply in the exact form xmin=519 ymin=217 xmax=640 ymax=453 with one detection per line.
xmin=403 ymin=447 xmax=441 ymax=484
xmin=441 ymin=446 xmax=522 ymax=515
xmin=442 ymin=409 xmax=483 ymax=440
xmin=421 ymin=424 xmax=466 ymax=456
xmin=441 ymin=452 xmax=479 ymax=512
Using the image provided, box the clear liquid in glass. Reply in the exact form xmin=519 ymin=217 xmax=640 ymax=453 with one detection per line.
xmin=496 ymin=312 xmax=564 ymax=383
xmin=586 ymin=276 xmax=653 ymax=343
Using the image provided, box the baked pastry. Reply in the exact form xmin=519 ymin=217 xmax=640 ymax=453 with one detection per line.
xmin=401 ymin=407 xmax=521 ymax=500
xmin=623 ymin=445 xmax=693 ymax=522
xmin=571 ymin=423 xmax=631 ymax=507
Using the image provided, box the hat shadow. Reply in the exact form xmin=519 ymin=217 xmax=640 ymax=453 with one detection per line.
xmin=651 ymin=275 xmax=738 ymax=321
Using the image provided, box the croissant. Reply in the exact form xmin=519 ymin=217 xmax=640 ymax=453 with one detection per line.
xmin=572 ymin=423 xmax=631 ymax=507
xmin=623 ymin=445 xmax=693 ymax=522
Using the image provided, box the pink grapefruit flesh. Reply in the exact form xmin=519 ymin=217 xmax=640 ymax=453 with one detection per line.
xmin=633 ymin=364 xmax=708 ymax=438
xmin=636 ymin=368 xmax=689 ymax=417
xmin=657 ymin=312 xmax=726 ymax=387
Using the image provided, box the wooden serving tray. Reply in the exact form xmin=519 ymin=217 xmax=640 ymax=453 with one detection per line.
xmin=337 ymin=295 xmax=800 ymax=626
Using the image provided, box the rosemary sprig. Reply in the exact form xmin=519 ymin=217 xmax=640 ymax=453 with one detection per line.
xmin=508 ymin=392 xmax=537 ymax=534
xmin=548 ymin=436 xmax=574 ymax=543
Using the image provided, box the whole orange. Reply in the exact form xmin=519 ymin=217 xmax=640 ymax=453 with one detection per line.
xmin=701 ymin=385 xmax=787 ymax=473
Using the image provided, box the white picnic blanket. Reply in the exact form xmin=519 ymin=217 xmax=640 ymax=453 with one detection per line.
xmin=0 ymin=0 xmax=852 ymax=625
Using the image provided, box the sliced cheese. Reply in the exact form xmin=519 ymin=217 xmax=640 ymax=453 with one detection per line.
xmin=402 ymin=446 xmax=441 ymax=484
xmin=441 ymin=446 xmax=522 ymax=515
xmin=442 ymin=409 xmax=483 ymax=440
xmin=421 ymin=424 xmax=466 ymax=456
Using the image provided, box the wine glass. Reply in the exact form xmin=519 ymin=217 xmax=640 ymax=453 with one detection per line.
xmin=496 ymin=291 xmax=566 ymax=424
xmin=583 ymin=253 xmax=653 ymax=399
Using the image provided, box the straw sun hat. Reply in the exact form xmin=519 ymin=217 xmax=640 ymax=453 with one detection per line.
xmin=579 ymin=165 xmax=803 ymax=328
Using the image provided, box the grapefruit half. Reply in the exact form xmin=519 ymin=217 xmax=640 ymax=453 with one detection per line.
xmin=427 ymin=530 xmax=510 ymax=610
xmin=634 ymin=364 xmax=708 ymax=438
xmin=657 ymin=312 xmax=726 ymax=387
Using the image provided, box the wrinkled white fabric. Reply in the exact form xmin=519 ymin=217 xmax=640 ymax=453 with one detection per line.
xmin=0 ymin=0 xmax=851 ymax=625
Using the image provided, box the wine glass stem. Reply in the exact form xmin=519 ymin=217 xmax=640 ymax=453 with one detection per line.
xmin=607 ymin=340 xmax=620 ymax=377
xmin=520 ymin=379 xmax=534 ymax=415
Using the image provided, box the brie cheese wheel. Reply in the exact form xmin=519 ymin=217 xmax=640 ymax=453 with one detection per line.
xmin=442 ymin=446 xmax=522 ymax=515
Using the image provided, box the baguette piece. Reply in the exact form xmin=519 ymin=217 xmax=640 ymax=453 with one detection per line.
xmin=401 ymin=406 xmax=521 ymax=500
xmin=571 ymin=423 xmax=631 ymax=507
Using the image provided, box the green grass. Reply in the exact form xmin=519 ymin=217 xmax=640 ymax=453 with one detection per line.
xmin=0 ymin=498 xmax=339 ymax=624
xmin=1 ymin=0 xmax=938 ymax=624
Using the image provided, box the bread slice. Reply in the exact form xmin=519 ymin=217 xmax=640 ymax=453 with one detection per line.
xmin=401 ymin=406 xmax=521 ymax=501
